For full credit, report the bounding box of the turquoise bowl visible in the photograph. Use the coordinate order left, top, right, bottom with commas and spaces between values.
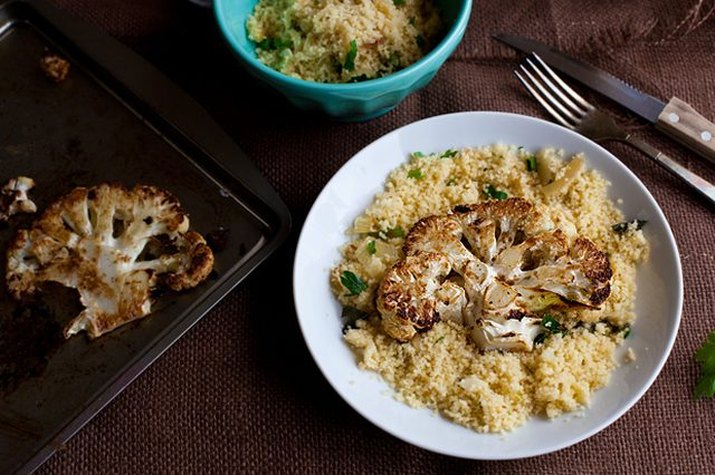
214, 0, 472, 121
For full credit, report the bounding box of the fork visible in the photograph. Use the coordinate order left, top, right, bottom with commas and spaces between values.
515, 53, 715, 207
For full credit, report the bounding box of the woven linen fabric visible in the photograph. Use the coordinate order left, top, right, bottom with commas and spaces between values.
35, 0, 715, 473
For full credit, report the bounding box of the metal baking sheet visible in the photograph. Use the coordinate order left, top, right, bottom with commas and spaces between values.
0, 0, 291, 472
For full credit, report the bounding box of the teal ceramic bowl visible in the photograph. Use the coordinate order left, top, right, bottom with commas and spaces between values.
214, 0, 472, 121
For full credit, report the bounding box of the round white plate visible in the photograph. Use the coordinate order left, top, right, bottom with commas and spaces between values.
293, 112, 682, 459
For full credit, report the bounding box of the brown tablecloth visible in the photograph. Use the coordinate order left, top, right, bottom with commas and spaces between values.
38, 0, 715, 472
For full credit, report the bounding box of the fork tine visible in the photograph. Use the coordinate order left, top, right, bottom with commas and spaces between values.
524, 57, 588, 116
514, 70, 574, 129
518, 64, 582, 125
530, 53, 594, 111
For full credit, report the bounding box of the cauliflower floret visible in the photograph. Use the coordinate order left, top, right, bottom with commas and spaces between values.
375, 198, 612, 351
0, 176, 37, 221
377, 251, 466, 342
6, 183, 214, 339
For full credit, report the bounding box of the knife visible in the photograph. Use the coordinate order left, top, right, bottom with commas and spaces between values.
493, 33, 715, 165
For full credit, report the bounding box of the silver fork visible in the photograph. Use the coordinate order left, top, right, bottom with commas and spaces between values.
515, 53, 715, 207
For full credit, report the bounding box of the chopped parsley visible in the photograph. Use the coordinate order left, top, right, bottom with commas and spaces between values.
393, 0, 406, 5
367, 225, 405, 240
695, 332, 715, 398
612, 219, 647, 235
435, 335, 445, 343
441, 149, 458, 158
256, 37, 293, 51
485, 184, 508, 200
408, 16, 416, 26
446, 177, 457, 186
344, 40, 358, 72
535, 315, 564, 345
541, 315, 564, 334
408, 168, 425, 180
411, 151, 425, 158
526, 154, 537, 172
386, 226, 405, 238
367, 240, 377, 255
340, 270, 368, 296
388, 52, 401, 68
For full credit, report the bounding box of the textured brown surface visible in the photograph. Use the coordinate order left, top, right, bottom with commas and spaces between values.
30, 0, 715, 472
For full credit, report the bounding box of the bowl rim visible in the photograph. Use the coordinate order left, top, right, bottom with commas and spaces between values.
214, 0, 473, 91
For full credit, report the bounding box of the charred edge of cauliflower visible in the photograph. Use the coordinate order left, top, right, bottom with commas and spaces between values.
0, 177, 37, 221
6, 183, 215, 339
572, 237, 612, 306
377, 251, 454, 342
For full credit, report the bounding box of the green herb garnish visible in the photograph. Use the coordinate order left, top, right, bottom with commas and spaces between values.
695, 332, 715, 398
386, 226, 405, 238
441, 149, 458, 158
344, 40, 358, 72
256, 37, 293, 51
366, 225, 405, 240
393, 0, 406, 5
526, 154, 537, 172
435, 335, 445, 343
408, 168, 425, 180
446, 177, 457, 186
485, 184, 508, 200
340, 270, 368, 296
541, 315, 564, 334
612, 219, 647, 235
411, 151, 425, 158
408, 16, 416, 26
367, 240, 377, 255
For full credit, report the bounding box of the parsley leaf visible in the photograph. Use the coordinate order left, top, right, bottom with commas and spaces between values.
393, 0, 406, 5
340, 270, 368, 296
411, 151, 425, 158
612, 219, 647, 235
541, 315, 564, 334
386, 226, 405, 238
367, 240, 377, 255
526, 154, 537, 172
408, 168, 424, 180
485, 184, 508, 200
446, 177, 456, 186
695, 332, 715, 398
256, 37, 293, 51
441, 149, 458, 158
344, 40, 358, 72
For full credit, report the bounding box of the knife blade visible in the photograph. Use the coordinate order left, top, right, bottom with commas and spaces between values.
493, 33, 715, 164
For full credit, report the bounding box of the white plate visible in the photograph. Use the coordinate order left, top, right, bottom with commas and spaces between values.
293, 112, 682, 459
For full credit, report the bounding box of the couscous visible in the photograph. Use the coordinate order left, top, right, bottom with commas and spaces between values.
247, 0, 443, 83
330, 145, 649, 432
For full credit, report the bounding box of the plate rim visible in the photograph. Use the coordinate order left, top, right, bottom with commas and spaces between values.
293, 111, 683, 459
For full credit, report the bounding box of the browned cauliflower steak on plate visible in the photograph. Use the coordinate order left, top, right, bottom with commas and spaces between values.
377, 198, 612, 350
6, 183, 214, 339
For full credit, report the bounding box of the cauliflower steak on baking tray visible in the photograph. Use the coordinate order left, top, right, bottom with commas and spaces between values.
6, 183, 214, 339
377, 198, 612, 351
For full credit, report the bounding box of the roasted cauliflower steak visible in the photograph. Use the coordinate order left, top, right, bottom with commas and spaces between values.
376, 198, 612, 351
6, 183, 214, 339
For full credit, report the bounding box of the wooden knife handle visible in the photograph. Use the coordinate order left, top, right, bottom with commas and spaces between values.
655, 97, 715, 165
